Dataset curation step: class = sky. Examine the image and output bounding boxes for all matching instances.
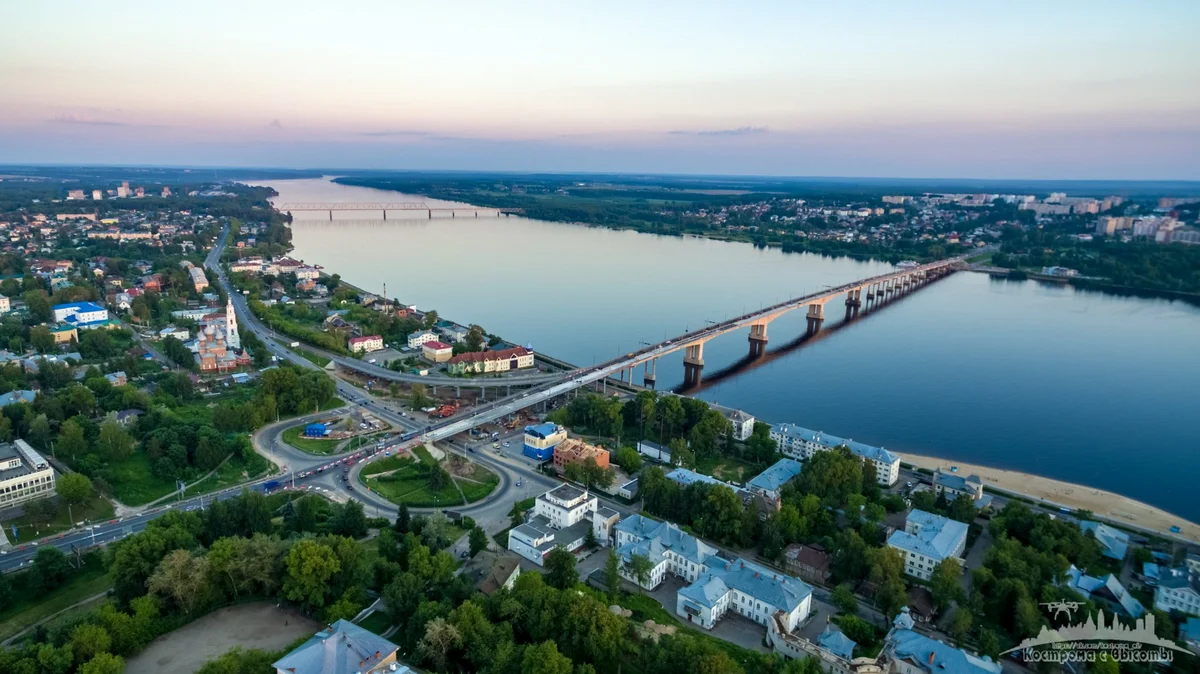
[2,0,1199,179]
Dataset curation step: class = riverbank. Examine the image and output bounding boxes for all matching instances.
[903,452,1200,544]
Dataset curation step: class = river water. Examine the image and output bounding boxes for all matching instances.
[250,178,1200,523]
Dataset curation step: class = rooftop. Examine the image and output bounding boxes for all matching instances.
[817,625,856,660]
[746,458,803,494]
[771,423,899,464]
[423,340,451,350]
[887,509,968,561]
[1079,520,1131,560]
[666,468,730,489]
[448,345,532,365]
[934,470,982,492]
[888,627,1001,674]
[52,301,105,312]
[524,423,563,440]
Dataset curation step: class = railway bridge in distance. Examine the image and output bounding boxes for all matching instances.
[279,202,524,220]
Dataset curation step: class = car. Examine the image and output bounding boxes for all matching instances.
[905,481,914,488]
[492,442,500,449]
[515,480,522,488]
[467,447,474,453]
[502,441,510,447]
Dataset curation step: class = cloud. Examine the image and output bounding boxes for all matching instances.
[268,119,284,129]
[49,113,130,127]
[669,126,769,137]
[358,129,432,137]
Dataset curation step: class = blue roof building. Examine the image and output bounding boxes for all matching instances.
[1181,617,1200,646]
[0,390,36,407]
[304,423,327,437]
[271,620,405,674]
[887,609,1001,674]
[746,458,803,500]
[769,422,901,486]
[666,467,731,489]
[817,624,857,661]
[887,510,968,580]
[51,301,109,328]
[1079,520,1131,561]
[1064,565,1145,617]
[523,423,566,461]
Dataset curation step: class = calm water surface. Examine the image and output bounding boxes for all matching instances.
[251,179,1200,522]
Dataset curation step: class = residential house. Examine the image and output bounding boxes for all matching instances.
[783,543,831,585]
[422,340,453,363]
[104,371,128,386]
[884,609,1001,674]
[886,510,968,581]
[552,438,610,475]
[1064,565,1145,617]
[271,620,405,674]
[461,552,521,595]
[507,485,613,565]
[0,295,8,314]
[725,408,755,441]
[0,390,36,408]
[407,330,439,349]
[1079,520,1131,561]
[447,345,535,374]
[49,324,78,344]
[1155,567,1200,616]
[348,335,384,353]
[770,423,900,486]
[746,458,803,502]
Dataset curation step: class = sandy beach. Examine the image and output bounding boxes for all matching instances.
[903,453,1200,545]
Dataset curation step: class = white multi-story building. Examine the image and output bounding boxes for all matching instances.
[51,301,109,328]
[745,458,804,502]
[613,514,812,632]
[770,423,900,486]
[887,510,968,581]
[0,440,57,509]
[507,484,618,566]
[932,470,984,502]
[295,266,320,281]
[726,409,755,441]
[0,295,9,314]
[407,330,439,349]
[1155,567,1200,616]
[349,335,384,353]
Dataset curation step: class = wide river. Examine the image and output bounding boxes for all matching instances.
[251,178,1200,523]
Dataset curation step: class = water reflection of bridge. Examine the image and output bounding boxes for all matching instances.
[280,202,523,220]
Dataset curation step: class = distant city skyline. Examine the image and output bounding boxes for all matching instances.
[2,1,1199,179]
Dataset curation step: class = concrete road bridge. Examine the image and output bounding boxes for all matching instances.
[280,202,523,220]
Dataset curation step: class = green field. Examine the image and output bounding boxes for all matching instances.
[183,453,273,498]
[281,424,345,454]
[695,454,763,484]
[455,465,500,504]
[290,346,332,367]
[8,493,115,541]
[108,452,178,505]
[362,456,462,507]
[0,557,113,640]
[355,610,393,634]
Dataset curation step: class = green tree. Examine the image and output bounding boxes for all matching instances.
[30,325,55,353]
[410,384,432,410]
[418,617,461,673]
[604,548,621,600]
[832,584,859,615]
[69,624,112,664]
[948,608,974,647]
[58,472,94,506]
[282,539,341,612]
[668,437,694,468]
[465,324,486,352]
[468,526,488,557]
[627,552,654,588]
[97,421,135,462]
[930,558,964,612]
[613,446,643,473]
[395,503,411,533]
[522,640,573,674]
[147,549,211,615]
[57,419,89,459]
[31,546,71,593]
[79,653,124,674]
[544,547,578,589]
[331,500,368,538]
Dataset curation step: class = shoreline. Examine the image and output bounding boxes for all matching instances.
[902,452,1200,544]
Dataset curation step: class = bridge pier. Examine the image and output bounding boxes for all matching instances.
[643,358,657,388]
[748,321,768,359]
[480,386,485,401]
[329,210,333,221]
[845,288,862,308]
[806,303,825,334]
[507,385,511,397]
[382,209,386,220]
[428,210,433,220]
[683,342,705,388]
[456,386,460,398]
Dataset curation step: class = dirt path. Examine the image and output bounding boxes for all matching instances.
[124,601,318,674]
[905,452,1200,544]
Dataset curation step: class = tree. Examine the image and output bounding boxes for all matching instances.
[25,497,60,530]
[57,419,89,459]
[410,384,432,410]
[468,526,488,557]
[31,546,71,593]
[832,584,859,615]
[97,422,135,462]
[627,553,654,588]
[604,548,621,600]
[465,324,486,352]
[69,624,112,664]
[522,640,573,674]
[656,395,685,442]
[930,558,964,612]
[30,325,55,353]
[419,617,461,673]
[58,472,94,506]
[148,549,211,615]
[282,539,341,612]
[948,608,974,647]
[79,653,124,674]
[613,446,643,473]
[544,547,578,589]
[668,437,694,468]
[745,422,779,464]
[395,503,411,533]
[331,500,368,538]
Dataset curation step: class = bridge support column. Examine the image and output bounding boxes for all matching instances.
[806,303,825,334]
[432,386,437,395]
[748,322,768,358]
[428,209,433,220]
[456,386,460,398]
[845,288,862,308]
[683,342,705,388]
[507,385,511,397]
[480,386,485,401]
[329,210,333,221]
[643,358,657,388]
[383,210,387,220]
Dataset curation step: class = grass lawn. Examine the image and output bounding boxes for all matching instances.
[0,558,113,640]
[343,432,386,453]
[361,455,413,477]
[356,610,393,634]
[967,251,994,264]
[108,452,177,505]
[413,445,436,465]
[290,346,331,367]
[455,464,500,504]
[695,455,763,484]
[8,493,115,541]
[281,424,345,455]
[617,592,679,626]
[361,456,463,507]
[183,453,272,498]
